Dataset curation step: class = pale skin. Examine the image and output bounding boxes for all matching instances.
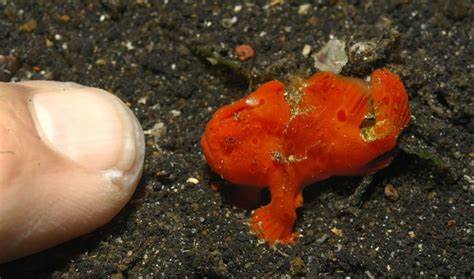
[0,81,145,263]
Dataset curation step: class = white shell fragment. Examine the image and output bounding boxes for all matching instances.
[312,38,348,74]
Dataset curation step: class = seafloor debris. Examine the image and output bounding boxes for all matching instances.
[384,183,400,201]
[235,44,255,61]
[302,44,312,58]
[345,29,401,76]
[312,38,348,74]
[144,122,167,141]
[331,227,344,237]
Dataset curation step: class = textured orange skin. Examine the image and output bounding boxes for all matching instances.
[201,69,410,245]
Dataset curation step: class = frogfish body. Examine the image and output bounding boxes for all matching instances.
[201,69,410,245]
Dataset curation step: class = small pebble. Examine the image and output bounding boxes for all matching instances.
[384,184,399,201]
[170,110,181,117]
[186,177,199,185]
[124,41,135,50]
[45,38,54,48]
[307,16,319,25]
[331,227,343,237]
[302,44,312,57]
[137,96,148,105]
[95,59,107,65]
[234,5,242,12]
[59,15,70,22]
[270,0,285,6]
[298,4,311,15]
[20,19,37,32]
[235,44,255,61]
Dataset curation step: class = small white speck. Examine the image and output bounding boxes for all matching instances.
[125,41,135,50]
[138,96,148,104]
[302,44,312,57]
[298,4,311,15]
[234,5,242,12]
[170,110,181,117]
[186,177,199,185]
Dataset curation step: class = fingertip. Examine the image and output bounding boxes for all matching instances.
[28,82,145,190]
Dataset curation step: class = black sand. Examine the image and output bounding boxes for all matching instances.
[0,0,472,277]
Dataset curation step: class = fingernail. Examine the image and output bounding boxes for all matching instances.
[29,82,144,181]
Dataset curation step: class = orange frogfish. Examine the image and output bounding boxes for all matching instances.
[201,69,410,245]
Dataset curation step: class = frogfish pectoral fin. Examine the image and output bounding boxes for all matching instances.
[250,204,300,245]
[250,171,302,245]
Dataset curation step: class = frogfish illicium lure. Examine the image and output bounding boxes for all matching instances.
[201,68,410,245]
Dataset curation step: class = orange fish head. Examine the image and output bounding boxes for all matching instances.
[201,81,288,186]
